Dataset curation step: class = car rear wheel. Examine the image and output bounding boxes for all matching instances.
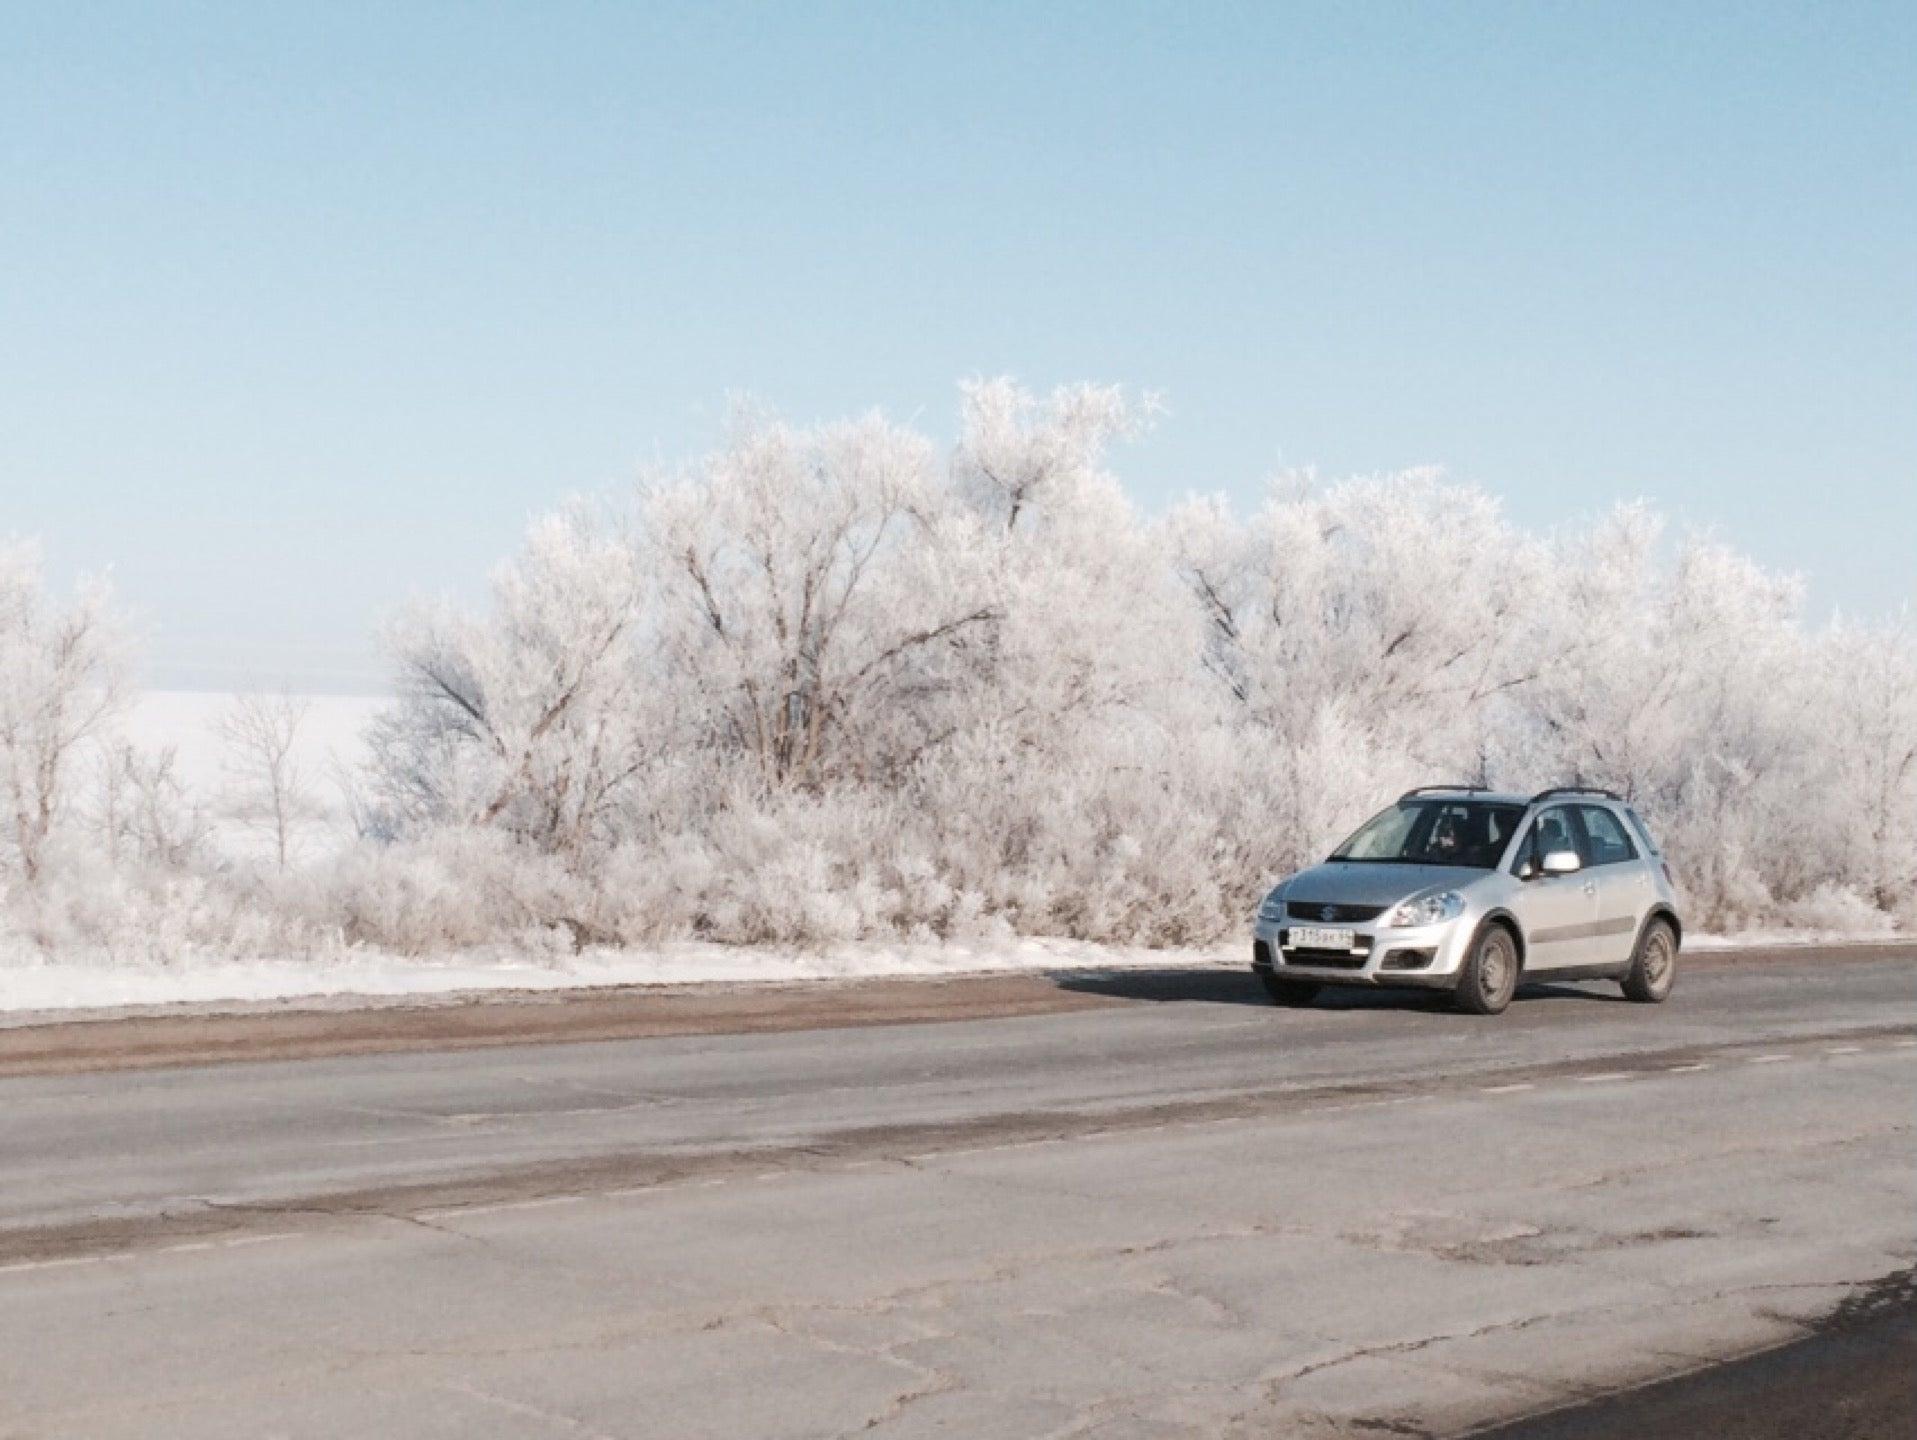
[1621,918,1678,1003]
[1454,924,1519,1015]
[1259,972,1321,1007]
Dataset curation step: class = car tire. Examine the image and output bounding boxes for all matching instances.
[1454,923,1519,1016]
[1621,917,1678,1003]
[1258,972,1321,1007]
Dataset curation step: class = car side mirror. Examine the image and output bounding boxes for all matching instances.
[1541,849,1582,876]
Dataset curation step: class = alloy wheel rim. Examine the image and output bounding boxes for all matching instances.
[1482,942,1510,998]
[1645,936,1672,987]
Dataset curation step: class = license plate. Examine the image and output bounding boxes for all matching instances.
[1290,926,1357,952]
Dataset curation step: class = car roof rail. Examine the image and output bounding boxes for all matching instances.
[1399,784,1491,800]
[1530,785,1625,804]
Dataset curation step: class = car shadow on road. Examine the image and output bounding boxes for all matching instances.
[1053,968,1629,1011]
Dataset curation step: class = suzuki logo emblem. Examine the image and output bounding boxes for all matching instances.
[1321,906,1338,922]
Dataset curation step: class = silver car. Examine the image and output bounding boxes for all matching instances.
[1251,786,1682,1015]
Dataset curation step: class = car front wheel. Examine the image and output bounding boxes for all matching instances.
[1454,924,1519,1015]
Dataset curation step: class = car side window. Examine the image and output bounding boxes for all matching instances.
[1624,806,1664,857]
[1512,806,1581,875]
[1575,805,1639,867]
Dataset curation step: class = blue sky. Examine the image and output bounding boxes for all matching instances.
[4,1,1912,691]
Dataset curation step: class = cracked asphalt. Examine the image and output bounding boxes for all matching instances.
[1,950,1913,1438]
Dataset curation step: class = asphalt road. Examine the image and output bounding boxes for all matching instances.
[2,952,1913,1438]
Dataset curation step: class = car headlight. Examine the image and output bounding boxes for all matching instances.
[1257,886,1288,921]
[1386,890,1465,927]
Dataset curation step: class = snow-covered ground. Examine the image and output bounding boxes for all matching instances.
[0,938,1233,1018]
[1685,929,1901,951]
[1,930,1904,1019]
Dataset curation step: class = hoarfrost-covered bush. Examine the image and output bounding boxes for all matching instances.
[1775,882,1900,937]
[3,846,336,967]
[5,380,1915,966]
[320,828,590,957]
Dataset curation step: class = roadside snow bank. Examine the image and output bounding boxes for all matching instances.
[1686,928,1904,951]
[3,929,1903,1018]
[0,938,1235,1016]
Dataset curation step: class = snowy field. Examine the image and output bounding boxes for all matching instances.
[128,691,381,790]
[127,690,382,854]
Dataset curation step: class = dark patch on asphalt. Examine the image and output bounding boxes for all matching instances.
[1465,1267,1917,1440]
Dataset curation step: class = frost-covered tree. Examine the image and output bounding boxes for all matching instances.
[91,740,210,872]
[0,542,130,884]
[372,503,656,854]
[647,409,998,793]
[952,378,1148,534]
[10,380,1915,964]
[348,390,1915,945]
[1819,618,1917,917]
[1166,470,1547,873]
[1504,508,1814,922]
[219,690,320,871]
[923,381,1222,940]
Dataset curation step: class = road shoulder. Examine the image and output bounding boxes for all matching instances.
[1,942,1910,1078]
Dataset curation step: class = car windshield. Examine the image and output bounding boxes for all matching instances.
[1330,799,1524,869]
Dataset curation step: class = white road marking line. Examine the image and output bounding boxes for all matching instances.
[1893,1039,1917,1048]
[1481,1082,1534,1094]
[1577,1072,1633,1084]
[1825,1045,1863,1055]
[218,1233,298,1250]
[600,1177,729,1200]
[416,1194,586,1221]
[1,1228,308,1281]
[1748,1054,1793,1064]
[1666,1063,1709,1073]
[0,1255,108,1277]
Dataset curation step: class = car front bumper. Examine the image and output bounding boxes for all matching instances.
[1251,914,1474,988]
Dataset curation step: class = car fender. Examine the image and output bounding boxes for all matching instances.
[1635,905,1683,952]
[1475,908,1528,972]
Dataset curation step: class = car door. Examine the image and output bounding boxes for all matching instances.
[1509,805,1600,970]
[1572,804,1650,967]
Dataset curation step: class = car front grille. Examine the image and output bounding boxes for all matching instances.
[1283,949,1368,971]
[1285,901,1387,923]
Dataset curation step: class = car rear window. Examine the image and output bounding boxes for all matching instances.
[1576,805,1639,866]
[1623,806,1663,857]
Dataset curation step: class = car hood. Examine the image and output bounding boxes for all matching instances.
[1283,861,1489,909]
